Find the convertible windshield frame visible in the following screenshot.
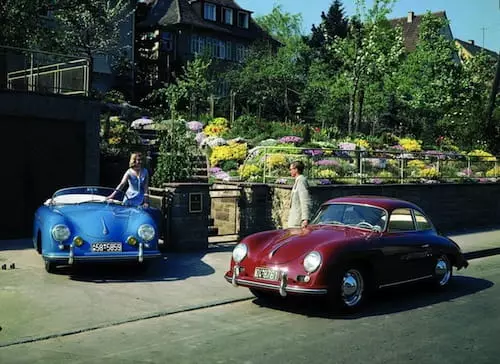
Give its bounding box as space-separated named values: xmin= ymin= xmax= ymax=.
xmin=49 ymin=186 xmax=124 ymax=205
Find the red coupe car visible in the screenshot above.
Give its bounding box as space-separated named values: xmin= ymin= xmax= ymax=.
xmin=225 ymin=196 xmax=469 ymax=311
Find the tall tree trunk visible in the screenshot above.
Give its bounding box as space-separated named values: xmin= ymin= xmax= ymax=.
xmin=348 ymin=94 xmax=355 ymax=134
xmin=355 ymin=88 xmax=365 ymax=134
xmin=485 ymin=53 xmax=500 ymax=151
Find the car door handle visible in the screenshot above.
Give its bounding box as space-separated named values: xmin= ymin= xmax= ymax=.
xmin=420 ymin=244 xmax=430 ymax=248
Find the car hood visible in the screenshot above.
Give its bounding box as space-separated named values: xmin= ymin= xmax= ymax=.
xmin=53 ymin=203 xmax=139 ymax=239
xmin=252 ymin=225 xmax=370 ymax=265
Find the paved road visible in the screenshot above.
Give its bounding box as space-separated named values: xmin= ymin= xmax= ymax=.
xmin=1 ymin=253 xmax=500 ymax=363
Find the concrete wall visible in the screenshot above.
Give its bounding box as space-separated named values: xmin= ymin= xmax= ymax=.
xmin=0 ymin=90 xmax=100 ymax=239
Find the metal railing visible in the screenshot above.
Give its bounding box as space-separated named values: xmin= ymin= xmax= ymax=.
xmin=0 ymin=45 xmax=90 ymax=96
xmin=241 ymin=146 xmax=499 ymax=185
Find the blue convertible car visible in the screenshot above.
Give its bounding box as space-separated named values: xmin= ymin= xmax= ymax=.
xmin=33 ymin=186 xmax=162 ymax=273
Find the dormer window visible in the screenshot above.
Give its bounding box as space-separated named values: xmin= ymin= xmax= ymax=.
xmin=222 ymin=8 xmax=233 ymax=25
xmin=204 ymin=2 xmax=216 ymax=21
xmin=237 ymin=11 xmax=249 ymax=29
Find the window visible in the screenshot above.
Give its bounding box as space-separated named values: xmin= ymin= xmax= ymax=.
xmin=237 ymin=11 xmax=249 ymax=28
xmin=204 ymin=2 xmax=216 ymax=21
xmin=225 ymin=41 xmax=232 ymax=60
xmin=191 ymin=35 xmax=205 ymax=54
xmin=388 ymin=208 xmax=415 ymax=232
xmin=236 ymin=44 xmax=247 ymax=62
xmin=189 ymin=193 xmax=203 ymax=213
xmin=161 ymin=32 xmax=173 ymax=51
xmin=222 ymin=8 xmax=233 ymax=25
xmin=414 ymin=210 xmax=433 ymax=231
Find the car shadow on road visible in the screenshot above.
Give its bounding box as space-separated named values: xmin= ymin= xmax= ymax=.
xmin=0 ymin=238 xmax=32 ymax=251
xmin=66 ymin=252 xmax=216 ymax=283
xmin=252 ymin=275 xmax=494 ymax=319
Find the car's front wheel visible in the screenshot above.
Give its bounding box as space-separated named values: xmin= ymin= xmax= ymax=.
xmin=44 ymin=260 xmax=56 ymax=274
xmin=432 ymin=255 xmax=452 ymax=288
xmin=328 ymin=266 xmax=366 ymax=312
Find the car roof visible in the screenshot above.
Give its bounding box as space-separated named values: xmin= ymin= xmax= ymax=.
xmin=323 ymin=195 xmax=422 ymax=212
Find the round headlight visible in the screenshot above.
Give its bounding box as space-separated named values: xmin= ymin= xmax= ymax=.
xmin=138 ymin=224 xmax=155 ymax=241
xmin=232 ymin=243 xmax=248 ymax=263
xmin=303 ymin=251 xmax=322 ymax=273
xmin=51 ymin=224 xmax=71 ymax=242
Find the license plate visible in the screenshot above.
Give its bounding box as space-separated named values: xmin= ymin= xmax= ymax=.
xmin=254 ymin=267 xmax=279 ymax=281
xmin=91 ymin=242 xmax=122 ymax=252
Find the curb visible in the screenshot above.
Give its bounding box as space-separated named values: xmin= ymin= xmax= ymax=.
xmin=464 ymin=247 xmax=500 ymax=260
xmin=0 ymin=296 xmax=254 ymax=349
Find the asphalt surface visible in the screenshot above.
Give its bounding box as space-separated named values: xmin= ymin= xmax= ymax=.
xmin=1 ymin=229 xmax=500 ymax=363
xmin=0 ymin=254 xmax=499 ymax=363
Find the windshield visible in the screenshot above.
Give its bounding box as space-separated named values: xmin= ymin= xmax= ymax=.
xmin=311 ymin=203 xmax=387 ymax=232
xmin=49 ymin=186 xmax=125 ymax=205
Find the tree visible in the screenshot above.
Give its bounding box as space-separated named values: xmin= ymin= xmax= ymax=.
xmin=0 ymin=0 xmax=56 ymax=49
xmin=51 ymin=0 xmax=133 ymax=89
xmin=328 ymin=0 xmax=404 ymax=134
xmin=308 ymin=0 xmax=349 ymax=64
xmin=227 ymin=5 xmax=309 ymax=121
xmin=390 ymin=12 xmax=461 ymax=143
xmin=143 ymin=56 xmax=214 ymax=120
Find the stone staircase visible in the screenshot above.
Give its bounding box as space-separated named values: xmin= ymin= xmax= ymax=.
xmin=190 ymin=154 xmax=209 ymax=183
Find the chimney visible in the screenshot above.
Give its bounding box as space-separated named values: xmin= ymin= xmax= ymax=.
xmin=407 ymin=11 xmax=414 ymax=23
xmin=469 ymin=40 xmax=475 ymax=46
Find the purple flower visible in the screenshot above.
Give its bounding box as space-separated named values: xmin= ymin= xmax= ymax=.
xmin=186 ymin=121 xmax=204 ymax=132
xmin=314 ymin=159 xmax=339 ymax=166
xmin=279 ymin=136 xmax=303 ymax=144
xmin=338 ymin=142 xmax=356 ymax=151
xmin=319 ymin=179 xmax=332 ymax=185
xmin=209 ymin=167 xmax=222 ymax=174
xmin=303 ymin=149 xmax=323 ymax=156
xmin=369 ymin=178 xmax=383 ymax=184
xmin=214 ymin=171 xmax=230 ymax=180
xmin=275 ymin=178 xmax=287 ymax=184
xmin=390 ymin=145 xmax=405 ymax=151
xmin=195 ymin=132 xmax=206 ymax=144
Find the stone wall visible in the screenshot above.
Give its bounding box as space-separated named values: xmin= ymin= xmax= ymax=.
xmin=210 ymin=184 xmax=240 ymax=235
xmin=210 ymin=182 xmax=500 ymax=239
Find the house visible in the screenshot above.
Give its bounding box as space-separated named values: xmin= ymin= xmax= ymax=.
xmin=455 ymin=39 xmax=498 ymax=62
xmin=389 ymin=11 xmax=454 ymax=52
xmin=134 ymin=0 xmax=277 ymax=100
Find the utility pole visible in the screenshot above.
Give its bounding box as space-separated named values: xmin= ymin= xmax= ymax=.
xmin=480 ymin=27 xmax=487 ymax=48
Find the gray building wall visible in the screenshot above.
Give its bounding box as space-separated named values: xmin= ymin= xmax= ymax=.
xmin=0 ymin=91 xmax=100 ymax=239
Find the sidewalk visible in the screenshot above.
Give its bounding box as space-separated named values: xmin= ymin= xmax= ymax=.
xmin=1 ymin=228 xmax=500 ymax=348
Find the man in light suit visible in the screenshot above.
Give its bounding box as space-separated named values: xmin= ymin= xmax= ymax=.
xmin=287 ymin=160 xmax=311 ymax=228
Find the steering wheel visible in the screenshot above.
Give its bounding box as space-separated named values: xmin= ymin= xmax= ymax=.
xmin=356 ymin=221 xmax=375 ymax=229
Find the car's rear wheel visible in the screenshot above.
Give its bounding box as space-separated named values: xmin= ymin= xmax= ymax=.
xmin=44 ymin=260 xmax=56 ymax=274
xmin=328 ymin=266 xmax=366 ymax=312
xmin=432 ymin=255 xmax=452 ymax=288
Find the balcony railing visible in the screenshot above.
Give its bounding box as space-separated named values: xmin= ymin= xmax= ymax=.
xmin=0 ymin=45 xmax=90 ymax=96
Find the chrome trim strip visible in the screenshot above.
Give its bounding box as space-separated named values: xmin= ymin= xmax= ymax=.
xmin=378 ymin=274 xmax=433 ymax=288
xmin=224 ymin=274 xmax=328 ymax=295
xmin=43 ymin=253 xmax=162 ymax=261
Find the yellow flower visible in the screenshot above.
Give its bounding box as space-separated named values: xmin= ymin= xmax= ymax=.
xmin=468 ymin=149 xmax=496 ymax=162
xmin=486 ymin=167 xmax=500 ymax=177
xmin=407 ymin=160 xmax=426 ymax=170
xmin=354 ymin=138 xmax=370 ymax=150
xmin=420 ymin=167 xmax=439 ymax=178
xmin=398 ymin=138 xmax=422 ymax=152
xmin=238 ymin=164 xmax=261 ymax=179
xmin=266 ymin=154 xmax=287 ymax=169
xmin=317 ymin=169 xmax=338 ymax=178
xmin=210 ymin=143 xmax=248 ymax=166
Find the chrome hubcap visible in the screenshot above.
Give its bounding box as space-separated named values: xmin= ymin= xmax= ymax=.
xmin=435 ymin=256 xmax=451 ymax=286
xmin=341 ymin=269 xmax=364 ymax=307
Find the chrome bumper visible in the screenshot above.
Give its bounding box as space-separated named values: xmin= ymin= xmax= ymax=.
xmin=43 ymin=251 xmax=161 ymax=264
xmin=225 ymin=266 xmax=328 ymax=297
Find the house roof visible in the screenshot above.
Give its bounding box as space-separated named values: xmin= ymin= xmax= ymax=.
xmin=455 ymin=38 xmax=498 ymax=59
xmin=389 ymin=11 xmax=448 ymax=52
xmin=137 ymin=0 xmax=271 ymax=41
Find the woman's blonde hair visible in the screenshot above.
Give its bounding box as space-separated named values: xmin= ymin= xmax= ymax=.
xmin=129 ymin=152 xmax=142 ymax=168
